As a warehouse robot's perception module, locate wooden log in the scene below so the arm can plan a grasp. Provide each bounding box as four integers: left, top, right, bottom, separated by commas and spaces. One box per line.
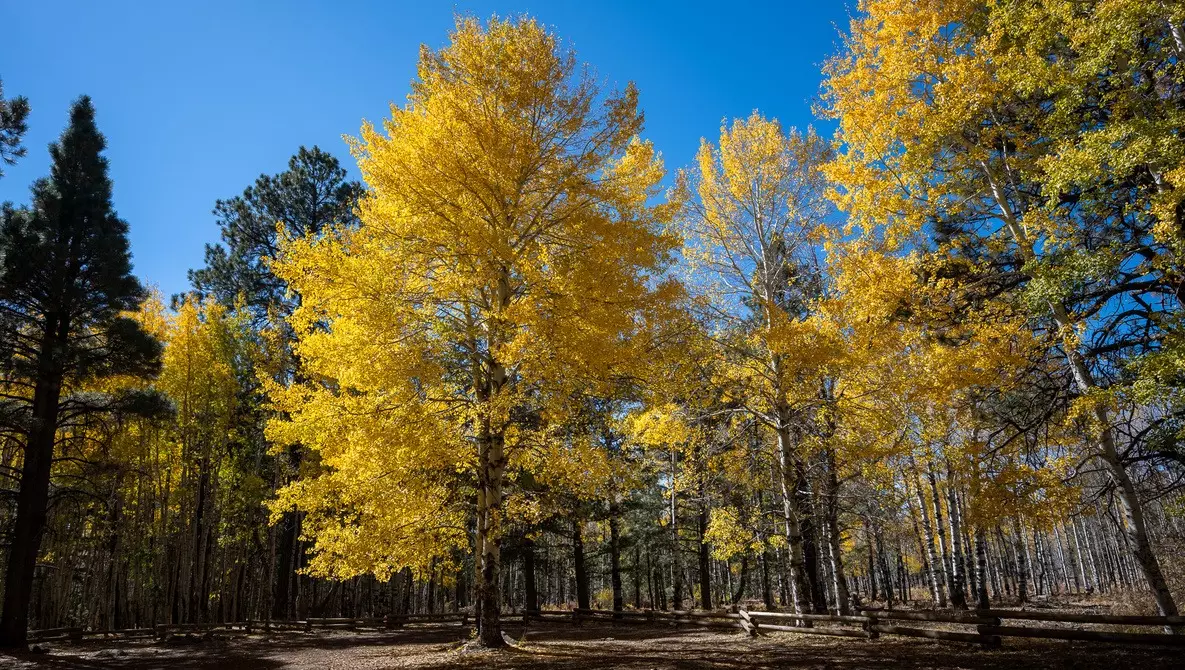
859, 609, 992, 624
870, 624, 995, 645
980, 610, 1185, 627
588, 610, 734, 623
403, 612, 467, 620
85, 628, 156, 638
981, 625, 1185, 646
523, 610, 573, 621
29, 626, 83, 639
738, 609, 757, 637
664, 617, 746, 629
758, 623, 870, 638
27, 633, 81, 642
660, 609, 740, 619
747, 611, 870, 625
305, 617, 359, 627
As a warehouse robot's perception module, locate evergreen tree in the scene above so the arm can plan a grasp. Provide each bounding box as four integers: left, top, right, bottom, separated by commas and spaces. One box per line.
0, 78, 30, 178
186, 146, 360, 620
0, 97, 161, 647
188, 146, 362, 323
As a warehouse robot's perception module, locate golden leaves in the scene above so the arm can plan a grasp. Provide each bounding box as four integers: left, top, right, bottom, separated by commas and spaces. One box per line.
267, 15, 677, 579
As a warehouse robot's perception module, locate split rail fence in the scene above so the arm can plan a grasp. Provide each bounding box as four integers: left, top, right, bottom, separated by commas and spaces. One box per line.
26, 612, 469, 643
522, 606, 1185, 647
27, 606, 1185, 648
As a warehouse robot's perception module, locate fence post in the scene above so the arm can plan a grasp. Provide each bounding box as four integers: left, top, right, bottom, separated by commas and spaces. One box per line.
975, 610, 1002, 648
738, 608, 758, 637
865, 612, 879, 640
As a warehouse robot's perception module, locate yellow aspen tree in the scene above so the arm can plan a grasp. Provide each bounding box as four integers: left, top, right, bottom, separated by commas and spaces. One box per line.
822, 0, 1183, 618
676, 112, 834, 614
267, 16, 676, 646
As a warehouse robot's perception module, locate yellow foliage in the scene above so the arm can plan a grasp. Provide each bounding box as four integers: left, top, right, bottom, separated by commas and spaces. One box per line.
267, 15, 678, 580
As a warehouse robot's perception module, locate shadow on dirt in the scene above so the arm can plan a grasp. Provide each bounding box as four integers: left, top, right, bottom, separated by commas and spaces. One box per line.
1, 621, 1181, 669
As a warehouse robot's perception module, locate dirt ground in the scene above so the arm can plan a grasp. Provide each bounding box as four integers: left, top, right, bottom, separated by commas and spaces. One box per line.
1, 622, 1179, 669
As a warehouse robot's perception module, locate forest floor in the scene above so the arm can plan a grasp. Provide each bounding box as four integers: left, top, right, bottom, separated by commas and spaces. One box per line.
1, 621, 1181, 669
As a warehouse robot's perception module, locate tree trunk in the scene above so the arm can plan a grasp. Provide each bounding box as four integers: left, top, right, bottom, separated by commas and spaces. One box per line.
774, 423, 812, 615
669, 447, 684, 611
1072, 518, 1094, 593
866, 519, 878, 602
573, 519, 590, 611
911, 468, 946, 607
945, 480, 967, 609
797, 459, 826, 613
0, 337, 64, 648
760, 544, 774, 609
731, 555, 749, 605
523, 537, 538, 613
697, 506, 711, 610
974, 527, 990, 609
1013, 518, 1029, 604
874, 530, 893, 608
633, 545, 642, 609
926, 464, 959, 609
474, 423, 505, 646
609, 508, 623, 613
273, 511, 298, 620
904, 477, 938, 606
991, 190, 1179, 619
824, 449, 851, 614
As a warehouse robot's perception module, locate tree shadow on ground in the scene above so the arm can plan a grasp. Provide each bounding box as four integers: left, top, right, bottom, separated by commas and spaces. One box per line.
1, 622, 1180, 669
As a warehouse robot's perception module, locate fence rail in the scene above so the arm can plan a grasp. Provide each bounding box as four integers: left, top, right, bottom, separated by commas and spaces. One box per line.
526, 605, 1185, 647
27, 606, 1185, 648
28, 612, 470, 642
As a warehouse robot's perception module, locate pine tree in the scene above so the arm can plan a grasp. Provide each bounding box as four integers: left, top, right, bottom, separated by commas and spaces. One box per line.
0, 78, 30, 178
187, 146, 361, 620
0, 97, 161, 647
188, 146, 362, 323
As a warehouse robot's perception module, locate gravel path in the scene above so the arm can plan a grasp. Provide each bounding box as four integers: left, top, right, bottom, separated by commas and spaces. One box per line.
1, 623, 1178, 669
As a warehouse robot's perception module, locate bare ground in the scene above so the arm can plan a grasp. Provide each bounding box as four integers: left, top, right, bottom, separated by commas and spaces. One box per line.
1, 622, 1179, 669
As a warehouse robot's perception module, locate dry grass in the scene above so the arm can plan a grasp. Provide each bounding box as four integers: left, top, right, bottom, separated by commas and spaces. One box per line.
1, 621, 1179, 669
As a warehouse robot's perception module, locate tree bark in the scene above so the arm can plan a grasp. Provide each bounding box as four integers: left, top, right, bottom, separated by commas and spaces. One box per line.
904, 477, 938, 606
573, 519, 590, 611
760, 544, 774, 609
1013, 517, 1029, 604
609, 507, 623, 613
669, 447, 684, 611
974, 527, 990, 610
910, 467, 946, 607
474, 423, 505, 645
731, 555, 749, 605
697, 506, 711, 610
988, 180, 1179, 619
824, 448, 851, 614
774, 423, 812, 615
945, 480, 967, 609
0, 327, 65, 648
522, 537, 538, 613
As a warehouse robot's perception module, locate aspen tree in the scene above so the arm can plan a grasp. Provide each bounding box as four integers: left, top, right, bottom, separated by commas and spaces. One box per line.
266, 16, 676, 646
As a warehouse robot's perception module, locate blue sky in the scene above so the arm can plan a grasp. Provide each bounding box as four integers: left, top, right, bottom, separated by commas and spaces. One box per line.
1, 1, 853, 298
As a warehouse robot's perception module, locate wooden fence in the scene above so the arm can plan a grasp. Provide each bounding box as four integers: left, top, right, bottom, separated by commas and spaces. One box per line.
524, 606, 1185, 647
27, 612, 469, 643
28, 606, 1185, 648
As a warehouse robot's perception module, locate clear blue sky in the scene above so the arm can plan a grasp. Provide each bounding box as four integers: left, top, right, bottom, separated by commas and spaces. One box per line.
1, 0, 852, 298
